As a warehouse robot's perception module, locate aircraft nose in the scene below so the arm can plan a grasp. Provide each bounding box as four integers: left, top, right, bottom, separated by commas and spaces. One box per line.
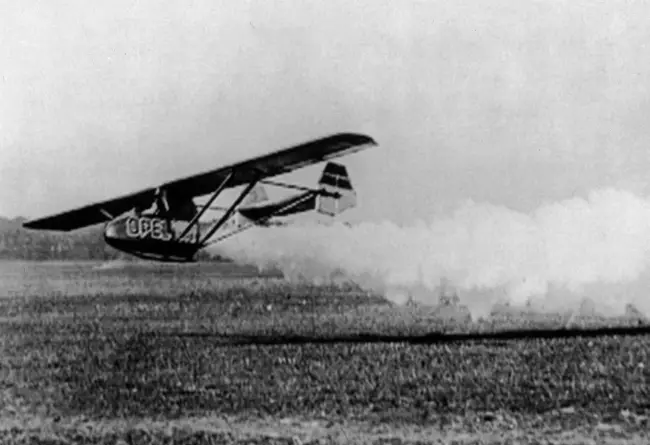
104, 222, 118, 239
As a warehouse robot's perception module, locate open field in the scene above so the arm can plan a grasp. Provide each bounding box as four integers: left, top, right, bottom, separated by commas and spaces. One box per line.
0, 260, 648, 444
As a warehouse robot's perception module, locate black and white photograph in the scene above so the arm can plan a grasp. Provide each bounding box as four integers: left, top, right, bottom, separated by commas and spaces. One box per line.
1, 1, 648, 443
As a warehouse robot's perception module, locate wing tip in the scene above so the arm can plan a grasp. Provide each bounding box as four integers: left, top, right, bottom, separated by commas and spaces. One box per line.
336, 132, 378, 147
22, 220, 40, 230
22, 220, 58, 231
22, 218, 74, 231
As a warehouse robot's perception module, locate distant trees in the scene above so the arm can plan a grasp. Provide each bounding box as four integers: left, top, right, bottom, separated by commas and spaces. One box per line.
0, 218, 118, 260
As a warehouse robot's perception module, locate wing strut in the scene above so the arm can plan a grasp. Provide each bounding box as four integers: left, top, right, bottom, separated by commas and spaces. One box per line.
199, 176, 261, 245
176, 171, 234, 242
98, 208, 114, 220
206, 190, 317, 245
260, 179, 335, 195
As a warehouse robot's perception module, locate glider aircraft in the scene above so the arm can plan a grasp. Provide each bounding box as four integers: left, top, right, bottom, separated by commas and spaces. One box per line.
23, 133, 377, 262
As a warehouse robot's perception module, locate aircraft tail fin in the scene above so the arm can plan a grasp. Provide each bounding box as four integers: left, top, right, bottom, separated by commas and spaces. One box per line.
241, 184, 268, 207
316, 162, 357, 216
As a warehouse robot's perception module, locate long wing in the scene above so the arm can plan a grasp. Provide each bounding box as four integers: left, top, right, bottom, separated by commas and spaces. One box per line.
22, 189, 157, 231
23, 132, 376, 231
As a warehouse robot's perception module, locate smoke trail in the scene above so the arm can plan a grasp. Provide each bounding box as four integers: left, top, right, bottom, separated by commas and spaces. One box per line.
211, 188, 650, 318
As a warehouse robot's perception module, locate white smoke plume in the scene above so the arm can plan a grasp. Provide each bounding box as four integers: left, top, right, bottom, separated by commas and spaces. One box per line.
211, 188, 650, 319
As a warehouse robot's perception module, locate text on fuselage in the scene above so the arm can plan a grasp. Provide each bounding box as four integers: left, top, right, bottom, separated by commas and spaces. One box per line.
124, 216, 198, 243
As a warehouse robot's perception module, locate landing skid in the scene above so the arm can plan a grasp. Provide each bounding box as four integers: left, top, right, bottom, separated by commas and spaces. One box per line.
128, 251, 198, 263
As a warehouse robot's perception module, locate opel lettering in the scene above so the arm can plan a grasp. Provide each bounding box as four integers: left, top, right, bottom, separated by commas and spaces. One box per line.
125, 216, 172, 241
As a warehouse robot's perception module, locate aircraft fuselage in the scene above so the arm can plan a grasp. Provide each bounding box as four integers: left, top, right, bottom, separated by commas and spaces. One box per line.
101, 161, 355, 262
103, 213, 212, 261
102, 193, 316, 261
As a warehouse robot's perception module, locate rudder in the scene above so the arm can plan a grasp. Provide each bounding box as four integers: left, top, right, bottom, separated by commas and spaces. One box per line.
317, 162, 357, 216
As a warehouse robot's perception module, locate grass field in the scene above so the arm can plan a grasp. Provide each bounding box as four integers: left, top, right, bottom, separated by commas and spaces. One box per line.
0, 260, 648, 444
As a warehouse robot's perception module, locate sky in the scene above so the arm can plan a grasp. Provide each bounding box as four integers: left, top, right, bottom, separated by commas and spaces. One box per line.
2, 0, 650, 223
